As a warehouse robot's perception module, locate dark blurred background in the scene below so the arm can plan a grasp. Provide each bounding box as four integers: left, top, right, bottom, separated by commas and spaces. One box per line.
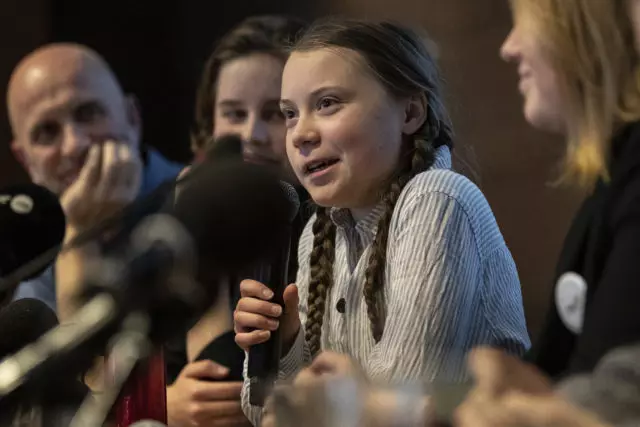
0, 0, 582, 339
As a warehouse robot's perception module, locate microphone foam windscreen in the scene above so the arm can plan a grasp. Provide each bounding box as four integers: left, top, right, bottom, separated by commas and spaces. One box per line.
204, 133, 243, 162
0, 184, 66, 280
0, 298, 58, 359
279, 181, 300, 223
171, 161, 294, 272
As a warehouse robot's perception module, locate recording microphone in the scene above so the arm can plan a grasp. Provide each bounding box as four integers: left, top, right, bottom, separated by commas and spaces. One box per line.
0, 160, 296, 399
0, 135, 243, 298
0, 214, 194, 402
0, 299, 58, 359
203, 133, 243, 162
248, 181, 300, 406
0, 184, 65, 293
171, 159, 293, 274
94, 134, 242, 255
0, 299, 87, 427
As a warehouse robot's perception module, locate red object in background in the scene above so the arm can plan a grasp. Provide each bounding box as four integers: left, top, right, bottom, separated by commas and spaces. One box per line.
113, 351, 167, 426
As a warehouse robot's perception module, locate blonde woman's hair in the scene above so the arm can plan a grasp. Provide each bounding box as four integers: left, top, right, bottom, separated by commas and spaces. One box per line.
510, 0, 640, 187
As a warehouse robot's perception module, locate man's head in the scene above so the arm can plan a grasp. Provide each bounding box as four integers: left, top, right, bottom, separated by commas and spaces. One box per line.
7, 43, 141, 195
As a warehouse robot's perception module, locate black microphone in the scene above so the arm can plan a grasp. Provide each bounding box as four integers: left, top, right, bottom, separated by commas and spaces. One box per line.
0, 160, 296, 399
0, 299, 58, 360
86, 134, 242, 255
0, 134, 241, 297
0, 215, 196, 403
0, 299, 87, 427
203, 133, 243, 162
171, 160, 294, 274
248, 181, 300, 406
0, 185, 65, 289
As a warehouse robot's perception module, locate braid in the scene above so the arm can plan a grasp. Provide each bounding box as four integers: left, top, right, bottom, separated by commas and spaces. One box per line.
304, 208, 336, 355
362, 127, 438, 342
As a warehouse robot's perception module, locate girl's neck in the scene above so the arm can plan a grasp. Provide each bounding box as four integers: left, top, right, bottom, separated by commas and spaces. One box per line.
349, 205, 377, 223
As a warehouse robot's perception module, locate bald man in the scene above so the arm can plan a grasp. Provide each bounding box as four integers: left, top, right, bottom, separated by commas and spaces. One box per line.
8, 43, 183, 311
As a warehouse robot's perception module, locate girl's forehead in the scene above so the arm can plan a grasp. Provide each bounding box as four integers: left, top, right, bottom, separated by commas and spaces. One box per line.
281, 49, 375, 96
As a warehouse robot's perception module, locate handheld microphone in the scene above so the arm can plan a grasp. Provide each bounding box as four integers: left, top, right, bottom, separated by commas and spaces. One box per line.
248, 181, 300, 406
0, 184, 66, 295
203, 133, 243, 162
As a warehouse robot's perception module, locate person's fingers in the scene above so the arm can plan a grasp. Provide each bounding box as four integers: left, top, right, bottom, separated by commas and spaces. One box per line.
501, 392, 608, 427
209, 414, 249, 426
309, 352, 354, 376
466, 347, 513, 396
192, 381, 243, 401
77, 144, 102, 189
282, 284, 299, 316
240, 279, 275, 300
95, 140, 119, 200
191, 399, 243, 419
292, 366, 317, 388
182, 360, 230, 380
234, 311, 279, 333
467, 347, 552, 397
114, 143, 141, 202
236, 297, 282, 319
454, 393, 511, 427
235, 330, 271, 351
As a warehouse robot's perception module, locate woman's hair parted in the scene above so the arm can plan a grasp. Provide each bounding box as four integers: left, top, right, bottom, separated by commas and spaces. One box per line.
509, 0, 640, 187
191, 15, 307, 152
296, 18, 454, 355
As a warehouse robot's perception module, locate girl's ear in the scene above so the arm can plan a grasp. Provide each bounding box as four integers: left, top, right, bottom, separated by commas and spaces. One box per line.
402, 93, 427, 136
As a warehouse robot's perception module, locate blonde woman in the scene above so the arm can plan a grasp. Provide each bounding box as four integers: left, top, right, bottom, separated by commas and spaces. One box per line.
456, 0, 640, 425
498, 0, 640, 378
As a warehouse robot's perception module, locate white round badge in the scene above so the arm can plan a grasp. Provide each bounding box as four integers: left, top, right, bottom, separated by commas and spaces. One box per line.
10, 194, 34, 215
555, 272, 587, 334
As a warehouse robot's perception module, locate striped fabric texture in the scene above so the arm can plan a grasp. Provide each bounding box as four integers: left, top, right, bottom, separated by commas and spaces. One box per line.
242, 146, 531, 425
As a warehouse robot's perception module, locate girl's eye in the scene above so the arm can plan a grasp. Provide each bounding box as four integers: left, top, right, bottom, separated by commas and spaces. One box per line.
317, 97, 339, 110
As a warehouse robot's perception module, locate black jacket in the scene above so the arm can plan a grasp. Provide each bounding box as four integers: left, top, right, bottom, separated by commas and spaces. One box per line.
531, 121, 640, 377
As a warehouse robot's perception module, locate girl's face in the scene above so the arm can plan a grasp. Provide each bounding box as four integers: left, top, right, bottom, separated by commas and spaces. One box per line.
214, 53, 295, 182
280, 47, 423, 215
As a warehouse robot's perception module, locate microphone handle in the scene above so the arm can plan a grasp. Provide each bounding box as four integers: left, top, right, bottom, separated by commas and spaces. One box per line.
247, 226, 291, 406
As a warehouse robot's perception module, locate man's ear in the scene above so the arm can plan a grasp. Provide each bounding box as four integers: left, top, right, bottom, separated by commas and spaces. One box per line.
10, 140, 31, 175
125, 94, 142, 139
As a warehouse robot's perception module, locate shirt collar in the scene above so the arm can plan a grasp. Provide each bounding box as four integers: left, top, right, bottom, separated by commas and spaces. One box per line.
328, 145, 452, 234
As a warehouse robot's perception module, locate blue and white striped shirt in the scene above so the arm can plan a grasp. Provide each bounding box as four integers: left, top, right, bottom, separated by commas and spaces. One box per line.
242, 146, 530, 424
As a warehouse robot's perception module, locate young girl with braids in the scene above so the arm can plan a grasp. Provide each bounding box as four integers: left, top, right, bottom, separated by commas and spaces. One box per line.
233, 18, 531, 424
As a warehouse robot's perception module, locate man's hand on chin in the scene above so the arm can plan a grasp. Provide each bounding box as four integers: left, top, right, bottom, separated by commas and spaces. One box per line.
61, 139, 142, 233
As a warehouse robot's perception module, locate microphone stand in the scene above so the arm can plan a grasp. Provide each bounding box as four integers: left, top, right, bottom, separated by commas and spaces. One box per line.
70, 312, 152, 427
0, 292, 118, 398
0, 164, 197, 297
